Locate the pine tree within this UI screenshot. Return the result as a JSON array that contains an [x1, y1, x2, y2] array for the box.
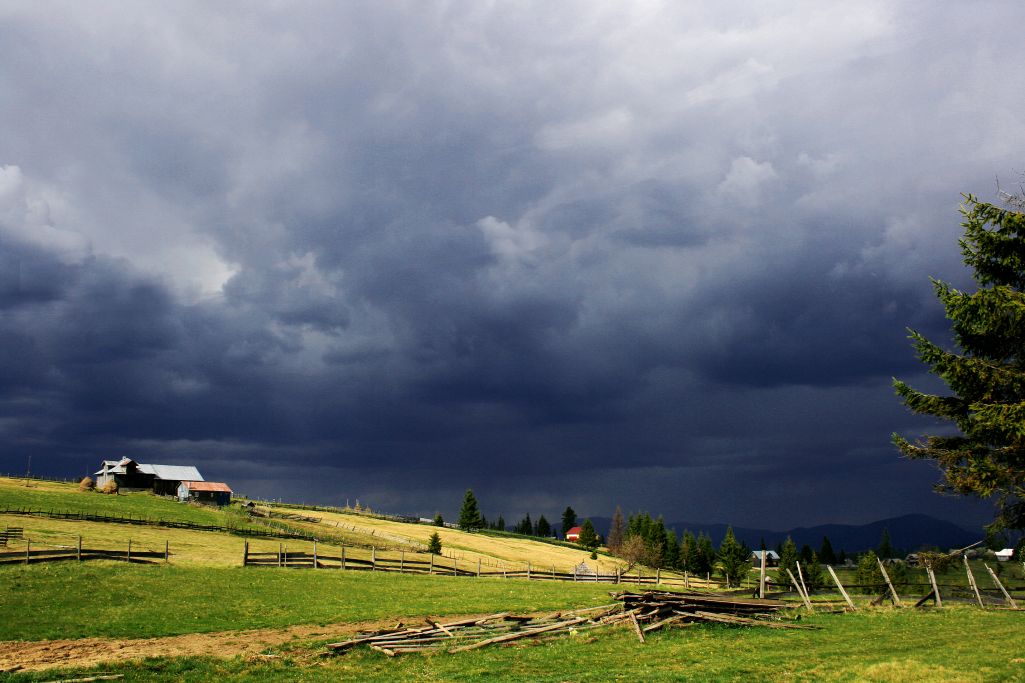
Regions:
[[515, 514, 533, 536], [799, 544, 814, 564], [536, 515, 551, 538], [717, 527, 750, 588], [877, 529, 894, 559], [677, 530, 698, 573], [433, 513, 444, 527], [695, 532, 716, 575], [664, 528, 680, 570], [775, 536, 799, 586], [458, 489, 483, 530], [578, 519, 599, 549], [607, 505, 626, 554], [893, 195, 1025, 531], [561, 506, 577, 536], [818, 536, 837, 565], [802, 551, 825, 590], [427, 532, 442, 555], [494, 514, 505, 531], [855, 550, 884, 594]]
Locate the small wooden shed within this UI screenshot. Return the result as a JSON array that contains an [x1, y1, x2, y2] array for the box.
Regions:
[[565, 526, 582, 542], [178, 480, 233, 506]]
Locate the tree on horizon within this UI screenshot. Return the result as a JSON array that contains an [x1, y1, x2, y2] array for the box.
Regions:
[[458, 489, 483, 530], [607, 505, 625, 554], [561, 506, 577, 536]]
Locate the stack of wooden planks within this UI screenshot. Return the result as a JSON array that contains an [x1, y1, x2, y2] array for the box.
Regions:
[[613, 590, 815, 639], [324, 590, 813, 656]]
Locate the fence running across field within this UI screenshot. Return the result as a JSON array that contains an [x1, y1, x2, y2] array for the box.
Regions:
[[0, 533, 169, 566], [0, 507, 317, 541], [242, 540, 720, 588]]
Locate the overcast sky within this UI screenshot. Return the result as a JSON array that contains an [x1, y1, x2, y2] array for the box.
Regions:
[[1, 1, 1022, 531]]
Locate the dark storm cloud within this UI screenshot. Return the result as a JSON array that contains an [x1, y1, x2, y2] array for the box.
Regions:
[[1, 1, 1023, 529]]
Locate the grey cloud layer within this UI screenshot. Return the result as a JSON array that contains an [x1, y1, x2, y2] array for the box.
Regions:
[[1, 1, 1021, 527]]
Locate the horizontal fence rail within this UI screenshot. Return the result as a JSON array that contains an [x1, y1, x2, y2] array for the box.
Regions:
[[0, 507, 317, 541], [0, 537, 170, 566]]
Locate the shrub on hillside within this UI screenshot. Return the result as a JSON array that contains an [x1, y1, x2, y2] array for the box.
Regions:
[[427, 532, 442, 555], [79, 477, 95, 492], [101, 479, 119, 495]]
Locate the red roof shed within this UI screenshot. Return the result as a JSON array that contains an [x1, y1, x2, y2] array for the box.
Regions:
[[565, 526, 582, 542]]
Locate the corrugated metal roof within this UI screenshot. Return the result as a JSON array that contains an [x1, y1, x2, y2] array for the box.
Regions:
[[182, 480, 232, 493], [139, 464, 204, 481]]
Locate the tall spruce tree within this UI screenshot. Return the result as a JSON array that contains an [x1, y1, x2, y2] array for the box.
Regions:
[[458, 489, 483, 530], [536, 515, 551, 538], [818, 536, 837, 565], [607, 506, 626, 554], [695, 532, 716, 575], [515, 514, 533, 536], [877, 529, 895, 559], [717, 527, 750, 588], [893, 195, 1025, 531], [578, 519, 599, 549], [678, 530, 698, 573], [561, 506, 578, 535], [775, 536, 799, 586]]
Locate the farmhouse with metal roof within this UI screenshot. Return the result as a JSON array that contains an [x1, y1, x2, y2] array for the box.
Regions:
[[94, 458, 204, 495]]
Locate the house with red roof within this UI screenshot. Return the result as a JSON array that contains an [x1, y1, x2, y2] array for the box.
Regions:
[[178, 480, 233, 506], [565, 526, 582, 542]]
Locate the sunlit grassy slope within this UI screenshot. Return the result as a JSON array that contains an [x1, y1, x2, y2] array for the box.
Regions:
[[258, 503, 628, 574]]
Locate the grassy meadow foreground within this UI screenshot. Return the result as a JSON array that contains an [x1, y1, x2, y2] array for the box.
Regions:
[[2, 477, 1025, 681]]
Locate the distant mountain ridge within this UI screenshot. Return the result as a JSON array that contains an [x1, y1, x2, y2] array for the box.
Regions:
[[587, 513, 981, 554]]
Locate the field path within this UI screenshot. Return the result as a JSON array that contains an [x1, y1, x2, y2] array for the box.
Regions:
[[0, 618, 401, 672]]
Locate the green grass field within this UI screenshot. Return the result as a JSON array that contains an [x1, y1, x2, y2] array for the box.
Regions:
[[4, 604, 1024, 682], [0, 478, 229, 526], [3, 477, 1024, 682], [0, 563, 616, 641]]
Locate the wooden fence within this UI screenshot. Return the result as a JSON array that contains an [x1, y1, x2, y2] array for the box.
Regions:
[[241, 541, 720, 588], [0, 507, 316, 541], [0, 537, 169, 565]]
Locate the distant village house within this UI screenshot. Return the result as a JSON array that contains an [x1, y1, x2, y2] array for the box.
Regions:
[[565, 526, 582, 542], [751, 550, 780, 567]]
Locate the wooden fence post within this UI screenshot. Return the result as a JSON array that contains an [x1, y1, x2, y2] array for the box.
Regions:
[[165, 540, 169, 564], [341, 546, 346, 570], [313, 541, 318, 569], [477, 558, 481, 577], [429, 553, 434, 574], [278, 543, 282, 568], [927, 566, 942, 608], [683, 570, 687, 588], [984, 564, 1017, 609], [827, 565, 856, 611], [617, 567, 621, 584], [876, 558, 902, 607], [243, 540, 249, 567], [759, 551, 767, 599], [77, 536, 82, 563], [127, 539, 131, 564], [372, 547, 376, 571], [573, 565, 577, 582], [25, 540, 30, 565], [453, 558, 458, 576], [786, 568, 813, 611], [656, 568, 661, 585], [400, 551, 405, 573], [527, 562, 531, 580], [964, 556, 984, 608]]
